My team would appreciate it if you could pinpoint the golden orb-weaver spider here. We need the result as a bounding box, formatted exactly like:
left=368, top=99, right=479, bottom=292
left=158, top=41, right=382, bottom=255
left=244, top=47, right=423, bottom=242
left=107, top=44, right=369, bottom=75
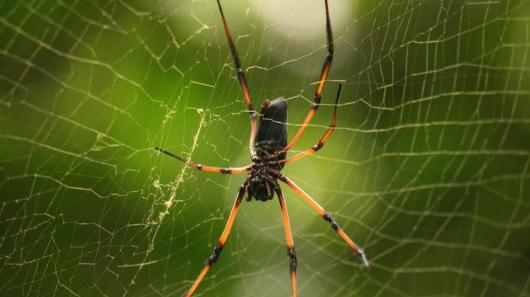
left=156, top=0, right=369, bottom=295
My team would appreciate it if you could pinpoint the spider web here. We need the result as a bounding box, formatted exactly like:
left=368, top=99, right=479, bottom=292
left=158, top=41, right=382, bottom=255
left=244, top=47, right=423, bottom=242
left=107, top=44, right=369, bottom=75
left=1, top=0, right=530, bottom=296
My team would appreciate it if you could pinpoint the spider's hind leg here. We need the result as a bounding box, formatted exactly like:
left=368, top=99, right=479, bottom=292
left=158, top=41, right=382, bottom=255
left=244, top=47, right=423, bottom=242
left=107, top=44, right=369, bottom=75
left=281, top=0, right=335, bottom=153
left=282, top=84, right=342, bottom=165
left=216, top=0, right=258, bottom=157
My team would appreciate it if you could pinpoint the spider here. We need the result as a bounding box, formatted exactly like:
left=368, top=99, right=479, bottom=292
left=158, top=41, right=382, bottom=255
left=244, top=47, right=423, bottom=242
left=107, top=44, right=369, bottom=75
left=155, top=0, right=369, bottom=296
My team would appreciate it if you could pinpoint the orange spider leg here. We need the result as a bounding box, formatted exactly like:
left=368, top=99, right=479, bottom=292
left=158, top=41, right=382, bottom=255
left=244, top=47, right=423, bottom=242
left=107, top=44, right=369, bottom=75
left=184, top=181, right=249, bottom=297
left=279, top=175, right=369, bottom=267
left=282, top=84, right=342, bottom=165
left=275, top=187, right=298, bottom=297
left=282, top=0, right=334, bottom=152
left=155, top=147, right=251, bottom=174
left=216, top=0, right=258, bottom=157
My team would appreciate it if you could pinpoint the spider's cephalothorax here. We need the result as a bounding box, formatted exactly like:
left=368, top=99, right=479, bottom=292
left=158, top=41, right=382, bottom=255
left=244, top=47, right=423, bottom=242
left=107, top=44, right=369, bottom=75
left=155, top=1, right=369, bottom=296
left=248, top=98, right=287, bottom=201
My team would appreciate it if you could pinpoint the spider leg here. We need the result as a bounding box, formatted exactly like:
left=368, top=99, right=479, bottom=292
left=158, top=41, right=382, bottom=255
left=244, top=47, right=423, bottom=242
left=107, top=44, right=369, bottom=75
left=282, top=84, right=341, bottom=165
left=216, top=0, right=258, bottom=157
left=184, top=180, right=249, bottom=297
left=155, top=147, right=251, bottom=174
left=282, top=0, right=334, bottom=152
left=278, top=175, right=369, bottom=267
left=275, top=186, right=298, bottom=297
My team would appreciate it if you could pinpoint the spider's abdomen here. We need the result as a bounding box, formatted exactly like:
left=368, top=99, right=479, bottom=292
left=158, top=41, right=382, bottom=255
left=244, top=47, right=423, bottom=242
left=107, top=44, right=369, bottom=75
left=255, top=97, right=288, bottom=162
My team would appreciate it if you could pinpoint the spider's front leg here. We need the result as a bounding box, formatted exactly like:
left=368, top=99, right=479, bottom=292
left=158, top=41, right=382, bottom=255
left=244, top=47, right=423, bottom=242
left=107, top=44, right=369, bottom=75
left=155, top=147, right=251, bottom=174
left=275, top=186, right=298, bottom=297
left=278, top=175, right=369, bottom=267
left=183, top=179, right=250, bottom=297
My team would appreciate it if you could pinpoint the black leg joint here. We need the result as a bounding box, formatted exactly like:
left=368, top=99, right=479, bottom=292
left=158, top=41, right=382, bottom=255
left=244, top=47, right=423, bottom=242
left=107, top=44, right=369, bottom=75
left=238, top=184, right=248, bottom=198
left=314, top=96, right=322, bottom=108
left=323, top=212, right=339, bottom=231
left=221, top=168, right=232, bottom=174
left=237, top=71, right=248, bottom=85
left=207, top=243, right=224, bottom=266
left=313, top=142, right=324, bottom=151
left=287, top=247, right=297, bottom=272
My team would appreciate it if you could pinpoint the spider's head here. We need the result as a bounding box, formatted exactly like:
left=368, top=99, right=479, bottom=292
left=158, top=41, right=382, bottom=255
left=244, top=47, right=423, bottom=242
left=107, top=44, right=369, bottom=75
left=247, top=177, right=275, bottom=202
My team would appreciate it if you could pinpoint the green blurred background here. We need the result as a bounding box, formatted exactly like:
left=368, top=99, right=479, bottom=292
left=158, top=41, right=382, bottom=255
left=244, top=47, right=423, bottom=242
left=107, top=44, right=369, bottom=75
left=1, top=0, right=529, bottom=296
